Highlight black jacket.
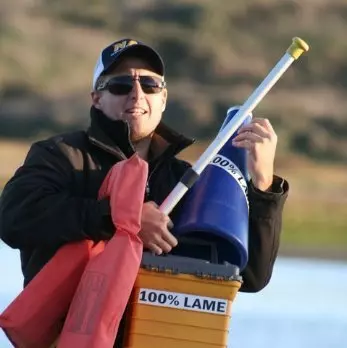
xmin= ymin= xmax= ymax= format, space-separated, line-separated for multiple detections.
xmin=0 ymin=107 xmax=289 ymax=288
xmin=0 ymin=107 xmax=288 ymax=344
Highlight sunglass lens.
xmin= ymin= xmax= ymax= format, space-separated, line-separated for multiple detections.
xmin=108 ymin=83 xmax=133 ymax=95
xmin=140 ymin=76 xmax=164 ymax=94
xmin=141 ymin=85 xmax=162 ymax=94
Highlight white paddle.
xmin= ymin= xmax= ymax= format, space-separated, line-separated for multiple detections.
xmin=160 ymin=37 xmax=309 ymax=215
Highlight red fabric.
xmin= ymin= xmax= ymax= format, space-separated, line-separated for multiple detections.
xmin=0 ymin=154 xmax=147 ymax=348
xmin=57 ymin=154 xmax=147 ymax=348
xmin=0 ymin=240 xmax=105 ymax=348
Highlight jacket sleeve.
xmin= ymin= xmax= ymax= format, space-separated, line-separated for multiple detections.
xmin=0 ymin=141 xmax=113 ymax=250
xmin=240 ymin=175 xmax=289 ymax=292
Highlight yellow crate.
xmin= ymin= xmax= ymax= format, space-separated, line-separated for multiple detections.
xmin=123 ymin=254 xmax=242 ymax=348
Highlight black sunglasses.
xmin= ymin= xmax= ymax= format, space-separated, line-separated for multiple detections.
xmin=96 ymin=75 xmax=166 ymax=95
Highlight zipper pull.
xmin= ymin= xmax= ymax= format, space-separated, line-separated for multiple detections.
xmin=145 ymin=182 xmax=150 ymax=197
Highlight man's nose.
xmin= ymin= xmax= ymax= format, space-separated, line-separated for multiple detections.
xmin=128 ymin=79 xmax=145 ymax=100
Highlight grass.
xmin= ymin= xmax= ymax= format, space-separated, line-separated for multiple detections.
xmin=283 ymin=200 xmax=347 ymax=245
xmin=280 ymin=196 xmax=347 ymax=260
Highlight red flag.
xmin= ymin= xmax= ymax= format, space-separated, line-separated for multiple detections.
xmin=0 ymin=240 xmax=105 ymax=348
xmin=57 ymin=154 xmax=147 ymax=348
xmin=0 ymin=154 xmax=147 ymax=348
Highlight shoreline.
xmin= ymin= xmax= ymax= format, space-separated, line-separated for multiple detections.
xmin=1 ymin=241 xmax=346 ymax=264
xmin=279 ymin=245 xmax=347 ymax=263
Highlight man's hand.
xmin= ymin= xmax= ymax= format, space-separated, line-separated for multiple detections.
xmin=232 ymin=118 xmax=277 ymax=191
xmin=139 ymin=201 xmax=178 ymax=254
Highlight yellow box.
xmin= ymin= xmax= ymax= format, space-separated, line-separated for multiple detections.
xmin=123 ymin=253 xmax=242 ymax=348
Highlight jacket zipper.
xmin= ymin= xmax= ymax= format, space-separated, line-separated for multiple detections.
xmin=145 ymin=160 xmax=162 ymax=199
xmin=145 ymin=145 xmax=180 ymax=199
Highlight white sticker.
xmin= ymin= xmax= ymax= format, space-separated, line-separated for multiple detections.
xmin=138 ymin=288 xmax=230 ymax=316
xmin=210 ymin=154 xmax=249 ymax=206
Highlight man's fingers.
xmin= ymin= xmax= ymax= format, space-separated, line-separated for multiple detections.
xmin=239 ymin=118 xmax=275 ymax=134
xmin=253 ymin=118 xmax=275 ymax=133
xmin=167 ymin=219 xmax=174 ymax=230
xmin=156 ymin=237 xmax=174 ymax=253
xmin=162 ymin=228 xmax=178 ymax=247
xmin=238 ymin=123 xmax=270 ymax=139
xmin=233 ymin=131 xmax=264 ymax=144
xmin=147 ymin=242 xmax=163 ymax=255
xmin=148 ymin=232 xmax=175 ymax=254
xmin=232 ymin=139 xmax=253 ymax=150
xmin=147 ymin=201 xmax=159 ymax=208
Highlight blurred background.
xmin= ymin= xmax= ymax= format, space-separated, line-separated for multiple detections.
xmin=0 ymin=0 xmax=346 ymax=347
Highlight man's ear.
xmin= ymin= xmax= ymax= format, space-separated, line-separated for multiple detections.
xmin=91 ymin=91 xmax=102 ymax=109
xmin=162 ymin=88 xmax=168 ymax=112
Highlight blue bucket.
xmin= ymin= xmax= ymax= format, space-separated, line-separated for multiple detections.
xmin=172 ymin=106 xmax=252 ymax=270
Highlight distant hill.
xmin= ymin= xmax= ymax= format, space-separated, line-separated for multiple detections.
xmin=1 ymin=0 xmax=347 ymax=162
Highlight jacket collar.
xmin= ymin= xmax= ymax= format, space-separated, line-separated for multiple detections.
xmin=87 ymin=106 xmax=195 ymax=160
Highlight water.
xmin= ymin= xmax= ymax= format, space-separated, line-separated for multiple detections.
xmin=0 ymin=244 xmax=346 ymax=347
xmin=229 ymin=258 xmax=347 ymax=347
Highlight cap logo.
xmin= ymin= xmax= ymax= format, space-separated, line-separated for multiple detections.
xmin=111 ymin=40 xmax=138 ymax=56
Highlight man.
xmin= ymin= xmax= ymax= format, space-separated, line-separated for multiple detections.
xmin=0 ymin=38 xmax=288 ymax=345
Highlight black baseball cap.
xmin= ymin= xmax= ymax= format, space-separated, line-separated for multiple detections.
xmin=92 ymin=38 xmax=165 ymax=90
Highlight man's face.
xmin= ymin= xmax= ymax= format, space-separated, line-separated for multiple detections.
xmin=91 ymin=57 xmax=167 ymax=143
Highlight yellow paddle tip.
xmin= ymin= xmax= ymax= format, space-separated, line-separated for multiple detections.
xmin=287 ymin=37 xmax=309 ymax=59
